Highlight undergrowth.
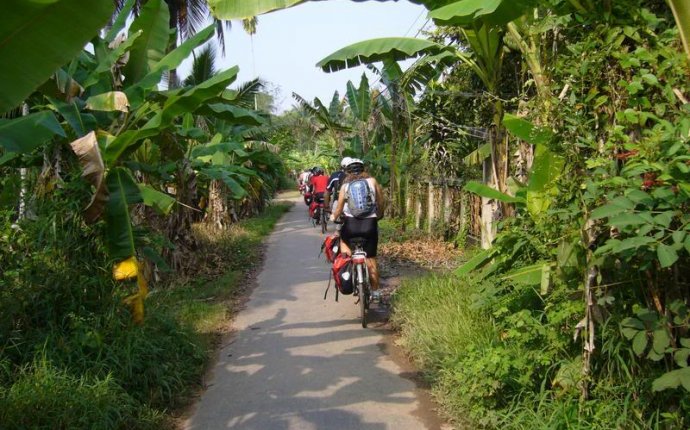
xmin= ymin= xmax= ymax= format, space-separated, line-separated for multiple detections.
xmin=0 ymin=189 xmax=291 ymax=429
xmin=392 ymin=271 xmax=688 ymax=429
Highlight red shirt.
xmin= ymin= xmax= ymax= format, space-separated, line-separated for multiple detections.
xmin=310 ymin=174 xmax=328 ymax=193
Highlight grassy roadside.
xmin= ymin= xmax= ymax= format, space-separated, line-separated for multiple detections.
xmin=0 ymin=202 xmax=291 ymax=429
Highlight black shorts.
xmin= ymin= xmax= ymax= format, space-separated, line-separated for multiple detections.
xmin=341 ymin=217 xmax=378 ymax=257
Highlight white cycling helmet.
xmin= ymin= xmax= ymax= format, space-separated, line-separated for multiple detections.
xmin=344 ymin=157 xmax=364 ymax=173
xmin=340 ymin=156 xmax=352 ymax=168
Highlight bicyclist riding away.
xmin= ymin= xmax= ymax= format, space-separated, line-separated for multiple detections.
xmin=309 ymin=167 xmax=328 ymax=204
xmin=325 ymin=158 xmax=348 ymax=233
xmin=330 ymin=158 xmax=385 ymax=292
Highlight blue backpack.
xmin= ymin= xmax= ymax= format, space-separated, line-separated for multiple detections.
xmin=346 ymin=179 xmax=375 ymax=218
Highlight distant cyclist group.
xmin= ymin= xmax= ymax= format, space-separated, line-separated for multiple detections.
xmin=297 ymin=158 xmax=385 ymax=321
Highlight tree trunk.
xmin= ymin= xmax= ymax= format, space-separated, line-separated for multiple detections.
xmin=204 ymin=180 xmax=231 ymax=230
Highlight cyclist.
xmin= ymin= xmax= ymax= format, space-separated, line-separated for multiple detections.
xmin=329 ymin=158 xmax=385 ymax=293
xmin=325 ymin=157 xmax=349 ymax=233
xmin=298 ymin=169 xmax=311 ymax=194
xmin=309 ymin=167 xmax=328 ymax=218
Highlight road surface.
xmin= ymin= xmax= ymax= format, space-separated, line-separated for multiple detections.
xmin=184 ymin=195 xmax=444 ymax=430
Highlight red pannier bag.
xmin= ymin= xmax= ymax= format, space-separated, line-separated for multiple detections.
xmin=320 ymin=235 xmax=341 ymax=263
xmin=304 ymin=192 xmax=313 ymax=206
xmin=309 ymin=200 xmax=320 ymax=219
xmin=332 ymin=254 xmax=353 ymax=295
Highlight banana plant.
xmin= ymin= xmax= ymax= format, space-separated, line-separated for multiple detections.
xmin=317 ymin=37 xmax=452 ymax=216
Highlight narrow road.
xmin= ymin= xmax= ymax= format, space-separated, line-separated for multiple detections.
xmin=184 ymin=195 xmax=443 ymax=430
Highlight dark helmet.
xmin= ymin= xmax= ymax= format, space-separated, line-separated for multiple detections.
xmin=313 ymin=166 xmax=324 ymax=175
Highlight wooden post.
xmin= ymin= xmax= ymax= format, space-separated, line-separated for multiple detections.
xmin=459 ymin=191 xmax=467 ymax=236
xmin=415 ymin=182 xmax=423 ymax=230
xmin=426 ymin=181 xmax=436 ymax=233
xmin=443 ymin=183 xmax=452 ymax=224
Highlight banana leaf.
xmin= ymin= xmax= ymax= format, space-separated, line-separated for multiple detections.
xmin=124 ymin=0 xmax=170 ymax=85
xmin=0 ymin=111 xmax=65 ymax=154
xmin=83 ymin=32 xmax=142 ymax=89
xmin=198 ymin=103 xmax=266 ymax=126
xmin=318 ymin=37 xmax=449 ymax=73
xmin=0 ymin=0 xmax=113 ymax=113
xmin=86 ymin=92 xmax=130 ymax=112
xmin=503 ymin=113 xmax=553 ymax=146
xmin=208 ymin=0 xmax=397 ymax=19
xmin=138 ymin=184 xmax=175 ymax=215
xmin=126 ymin=24 xmax=216 ymax=106
xmin=346 ymin=74 xmax=371 ymax=122
xmin=455 ymin=248 xmax=494 ymax=277
xmin=428 ymin=0 xmax=535 ymax=27
xmin=464 ymin=181 xmax=525 ymax=204
xmin=105 ymin=167 xmax=143 ymax=258
xmin=500 ymin=262 xmax=549 ymax=285
xmin=105 ymin=67 xmax=239 ymax=163
xmin=526 ymin=144 xmax=564 ymax=217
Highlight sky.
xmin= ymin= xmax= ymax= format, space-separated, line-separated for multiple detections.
xmin=180 ymin=0 xmax=431 ymax=113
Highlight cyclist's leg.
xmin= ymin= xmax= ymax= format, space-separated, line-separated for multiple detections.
xmin=339 ymin=217 xmax=352 ymax=256
xmin=366 ymin=257 xmax=379 ymax=290
xmin=362 ymin=217 xmax=379 ymax=290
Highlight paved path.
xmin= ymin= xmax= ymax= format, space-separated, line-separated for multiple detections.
xmin=185 ymin=195 xmax=442 ymax=430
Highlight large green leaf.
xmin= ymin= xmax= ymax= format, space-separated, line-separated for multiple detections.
xmin=463 ymin=142 xmax=491 ymax=166
xmin=105 ymin=167 xmax=143 ymax=259
xmin=657 ymin=244 xmax=679 ymax=268
xmin=455 ymin=248 xmax=494 ymax=277
xmin=200 ymin=167 xmax=248 ymax=198
xmin=346 ymin=74 xmax=372 ymax=122
xmin=86 ymin=92 xmax=130 ymax=112
xmin=138 ymin=184 xmax=175 ymax=215
xmin=428 ymin=0 xmax=534 ymax=27
xmin=464 ymin=181 xmax=525 ymax=204
xmin=0 ymin=0 xmax=113 ymax=113
xmin=526 ymin=144 xmax=564 ymax=217
xmin=49 ymin=99 xmax=98 ymax=137
xmin=197 ymin=103 xmax=266 ymax=126
xmin=208 ymin=0 xmax=307 ymax=18
xmin=126 ymin=24 xmax=216 ymax=105
xmin=208 ymin=0 xmax=398 ymax=19
xmin=83 ymin=31 xmax=142 ymax=89
xmin=652 ymin=367 xmax=690 ymax=392
xmin=503 ymin=113 xmax=553 ymax=146
xmin=500 ymin=263 xmax=549 ymax=285
xmin=105 ymin=66 xmax=239 ymax=163
xmin=123 ymin=0 xmax=170 ymax=85
xmin=0 ymin=111 xmax=65 ymax=154
xmin=317 ymin=37 xmax=450 ymax=73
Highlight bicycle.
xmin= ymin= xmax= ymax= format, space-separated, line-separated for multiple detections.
xmin=349 ymin=238 xmax=370 ymax=328
xmin=311 ymin=195 xmax=328 ymax=233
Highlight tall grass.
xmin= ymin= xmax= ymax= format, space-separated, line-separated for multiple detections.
xmin=391 ymin=271 xmax=688 ymax=429
xmin=0 ymin=191 xmax=291 ymax=429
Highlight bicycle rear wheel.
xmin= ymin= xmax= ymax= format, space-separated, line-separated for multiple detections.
xmin=356 ymin=265 xmax=367 ymax=328
xmin=321 ymin=209 xmax=327 ymax=233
